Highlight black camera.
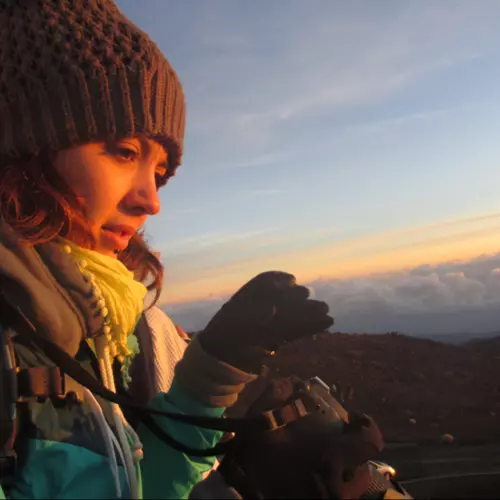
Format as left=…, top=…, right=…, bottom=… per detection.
left=217, top=376, right=411, bottom=499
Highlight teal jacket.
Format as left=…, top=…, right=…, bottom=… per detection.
left=0, top=230, right=255, bottom=499
left=5, top=380, right=223, bottom=499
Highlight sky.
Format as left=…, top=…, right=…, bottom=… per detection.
left=117, top=1, right=500, bottom=334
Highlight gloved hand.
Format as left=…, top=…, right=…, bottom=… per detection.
left=197, top=271, right=333, bottom=373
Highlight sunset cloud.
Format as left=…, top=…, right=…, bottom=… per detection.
left=163, top=253, right=500, bottom=336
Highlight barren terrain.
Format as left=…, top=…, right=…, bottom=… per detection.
left=268, top=332, right=500, bottom=444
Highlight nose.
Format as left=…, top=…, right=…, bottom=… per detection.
left=140, top=189, right=161, bottom=215
left=122, top=175, right=161, bottom=216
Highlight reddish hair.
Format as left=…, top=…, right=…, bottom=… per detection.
left=0, top=153, right=164, bottom=300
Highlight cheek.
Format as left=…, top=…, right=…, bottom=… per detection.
left=53, top=149, right=114, bottom=222
left=53, top=149, right=95, bottom=197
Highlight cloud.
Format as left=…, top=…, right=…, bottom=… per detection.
left=212, top=151, right=290, bottom=171
left=161, top=253, right=500, bottom=335
left=156, top=227, right=279, bottom=255
left=340, top=106, right=455, bottom=138
left=308, top=254, right=500, bottom=335
left=156, top=223, right=340, bottom=296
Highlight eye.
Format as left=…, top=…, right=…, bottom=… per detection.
left=115, top=145, right=138, bottom=162
left=104, top=140, right=140, bottom=162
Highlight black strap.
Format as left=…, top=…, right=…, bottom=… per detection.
left=0, top=328, right=17, bottom=489
left=10, top=308, right=269, bottom=457
left=126, top=314, right=157, bottom=407
left=0, top=455, right=16, bottom=491
left=139, top=411, right=235, bottom=457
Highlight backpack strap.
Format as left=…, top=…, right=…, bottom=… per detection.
left=0, top=323, right=86, bottom=492
left=7, top=307, right=262, bottom=453
left=0, top=325, right=18, bottom=491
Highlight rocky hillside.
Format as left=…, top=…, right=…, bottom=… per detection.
left=267, top=332, right=500, bottom=444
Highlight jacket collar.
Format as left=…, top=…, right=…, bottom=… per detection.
left=0, top=225, right=105, bottom=356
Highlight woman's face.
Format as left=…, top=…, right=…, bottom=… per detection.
left=54, top=136, right=168, bottom=258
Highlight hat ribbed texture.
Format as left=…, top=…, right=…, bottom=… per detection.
left=0, top=0, right=185, bottom=177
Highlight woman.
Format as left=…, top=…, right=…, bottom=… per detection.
left=0, top=1, right=333, bottom=499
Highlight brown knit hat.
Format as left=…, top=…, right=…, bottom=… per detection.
left=0, top=0, right=185, bottom=177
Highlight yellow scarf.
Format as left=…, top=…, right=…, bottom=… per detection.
left=61, top=242, right=147, bottom=381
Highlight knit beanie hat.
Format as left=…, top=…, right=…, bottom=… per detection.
left=0, top=0, right=185, bottom=177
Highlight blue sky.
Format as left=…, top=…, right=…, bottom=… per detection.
left=118, top=1, right=500, bottom=308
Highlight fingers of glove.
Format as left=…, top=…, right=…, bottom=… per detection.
left=251, top=271, right=297, bottom=289
left=291, top=376, right=310, bottom=395
left=246, top=377, right=295, bottom=415
left=285, top=315, right=334, bottom=343
left=231, top=271, right=297, bottom=303
left=259, top=377, right=295, bottom=407
left=245, top=287, right=317, bottom=340
left=275, top=284, right=310, bottom=306
left=275, top=298, right=330, bottom=325
left=247, top=299, right=333, bottom=351
left=213, top=272, right=297, bottom=333
left=270, top=377, right=295, bottom=402
left=273, top=300, right=333, bottom=342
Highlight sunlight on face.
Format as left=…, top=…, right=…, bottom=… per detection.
left=53, top=136, right=168, bottom=257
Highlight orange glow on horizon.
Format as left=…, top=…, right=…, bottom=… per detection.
left=158, top=213, right=500, bottom=305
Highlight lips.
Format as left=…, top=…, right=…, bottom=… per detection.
left=101, top=224, right=137, bottom=251
left=102, top=225, right=135, bottom=237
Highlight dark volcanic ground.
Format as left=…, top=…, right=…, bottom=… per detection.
left=267, top=332, right=500, bottom=444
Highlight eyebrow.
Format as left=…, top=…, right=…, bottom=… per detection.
left=137, top=134, right=152, bottom=156
left=137, top=134, right=168, bottom=164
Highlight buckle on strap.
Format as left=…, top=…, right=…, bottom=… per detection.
left=16, top=367, right=83, bottom=403
left=263, top=398, right=311, bottom=430
left=17, top=367, right=64, bottom=400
